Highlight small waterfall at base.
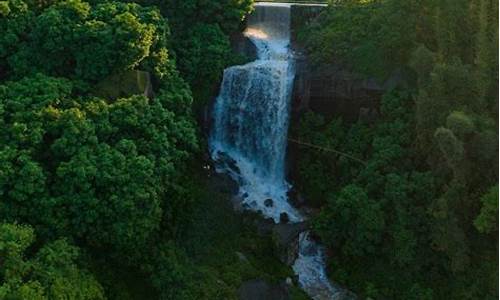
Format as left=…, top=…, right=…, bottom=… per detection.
left=209, top=3, right=341, bottom=299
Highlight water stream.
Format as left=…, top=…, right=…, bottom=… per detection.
left=209, top=3, right=341, bottom=299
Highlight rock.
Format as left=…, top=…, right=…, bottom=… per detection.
left=94, top=70, right=154, bottom=100
left=252, top=214, right=275, bottom=236
left=264, top=198, right=274, bottom=207
left=332, top=286, right=358, bottom=300
left=238, top=279, right=269, bottom=300
left=238, top=279, right=290, bottom=300
left=210, top=172, right=238, bottom=195
left=301, top=238, right=319, bottom=257
left=242, top=202, right=250, bottom=209
left=215, top=151, right=241, bottom=176
left=272, top=222, right=308, bottom=266
left=235, top=251, right=249, bottom=263
left=291, top=55, right=385, bottom=123
left=359, top=107, right=379, bottom=124
left=279, top=212, right=289, bottom=224
left=285, top=277, right=293, bottom=286
left=287, top=188, right=306, bottom=207
left=230, top=32, right=258, bottom=61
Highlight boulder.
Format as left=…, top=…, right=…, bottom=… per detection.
left=264, top=198, right=274, bottom=207
left=244, top=214, right=308, bottom=266
left=280, top=212, right=290, bottom=224
left=238, top=279, right=290, bottom=300
left=272, top=222, right=308, bottom=266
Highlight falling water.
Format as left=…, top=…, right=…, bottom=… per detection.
left=210, top=2, right=341, bottom=299
left=210, top=2, right=300, bottom=222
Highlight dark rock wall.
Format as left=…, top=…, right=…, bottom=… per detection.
left=230, top=31, right=258, bottom=62
left=290, top=5, right=384, bottom=123
left=292, top=61, right=383, bottom=123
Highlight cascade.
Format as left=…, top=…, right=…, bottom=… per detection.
left=210, top=2, right=341, bottom=299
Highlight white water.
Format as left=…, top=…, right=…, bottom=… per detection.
left=209, top=3, right=340, bottom=299
left=210, top=2, right=300, bottom=222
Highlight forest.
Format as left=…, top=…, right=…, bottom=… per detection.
left=294, top=0, right=498, bottom=299
left=0, top=0, right=498, bottom=299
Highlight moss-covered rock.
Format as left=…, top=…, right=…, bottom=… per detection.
left=94, top=70, right=153, bottom=100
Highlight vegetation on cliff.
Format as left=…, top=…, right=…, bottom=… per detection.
left=294, top=0, right=498, bottom=298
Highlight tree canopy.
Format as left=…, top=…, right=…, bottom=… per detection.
left=294, top=0, right=498, bottom=298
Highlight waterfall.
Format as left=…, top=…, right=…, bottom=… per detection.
left=210, top=3, right=342, bottom=299
left=210, top=2, right=300, bottom=222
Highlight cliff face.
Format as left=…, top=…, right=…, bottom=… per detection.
left=292, top=59, right=383, bottom=123
left=290, top=5, right=382, bottom=123
left=230, top=31, right=258, bottom=61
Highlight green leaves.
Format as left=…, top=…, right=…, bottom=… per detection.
left=146, top=0, right=252, bottom=106
left=315, top=184, right=385, bottom=257
left=174, top=23, right=230, bottom=100
left=2, top=0, right=169, bottom=82
left=0, top=223, right=105, bottom=300
left=0, top=1, right=10, bottom=15
left=474, top=185, right=499, bottom=234
left=0, top=73, right=197, bottom=252
left=298, top=0, right=423, bottom=79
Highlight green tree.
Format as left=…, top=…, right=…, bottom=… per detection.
left=3, top=0, right=170, bottom=82
left=0, top=74, right=197, bottom=252
left=474, top=185, right=499, bottom=234
left=315, top=184, right=385, bottom=257
left=0, top=223, right=104, bottom=300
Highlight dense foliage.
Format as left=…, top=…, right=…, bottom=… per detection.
left=0, top=74, right=197, bottom=251
left=294, top=0, right=498, bottom=298
left=1, top=0, right=497, bottom=298
left=0, top=223, right=104, bottom=299
left=0, top=0, right=312, bottom=299
left=138, top=0, right=253, bottom=106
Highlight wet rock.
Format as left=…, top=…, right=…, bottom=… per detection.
left=280, top=212, right=289, bottom=224
left=287, top=188, right=306, bottom=207
left=272, top=222, right=308, bottom=266
left=230, top=32, right=258, bottom=61
left=301, top=238, right=319, bottom=257
left=264, top=198, right=274, bottom=207
left=214, top=151, right=241, bottom=176
left=238, top=200, right=251, bottom=211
